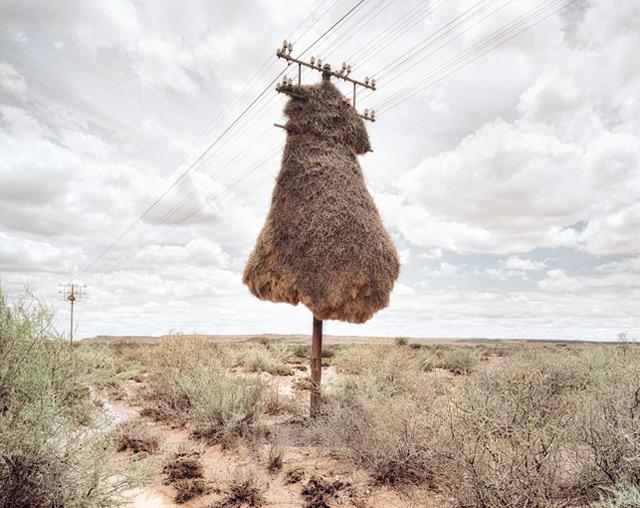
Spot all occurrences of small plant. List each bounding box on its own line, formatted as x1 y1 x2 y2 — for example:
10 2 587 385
163 450 204 483
235 346 292 376
437 347 480 374
114 419 160 455
301 475 345 508
214 466 266 507
394 337 408 346
174 478 212 504
595 484 640 507
258 336 271 348
283 465 306 484
266 433 284 472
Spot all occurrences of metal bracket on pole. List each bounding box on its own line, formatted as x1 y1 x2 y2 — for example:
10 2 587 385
275 40 377 122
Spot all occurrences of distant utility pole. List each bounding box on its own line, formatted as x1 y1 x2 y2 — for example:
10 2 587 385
59 283 86 343
274 39 377 416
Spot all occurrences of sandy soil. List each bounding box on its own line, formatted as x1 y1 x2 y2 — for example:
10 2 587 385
108 363 450 508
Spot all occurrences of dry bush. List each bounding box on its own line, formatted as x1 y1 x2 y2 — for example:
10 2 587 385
235 345 292 376
174 478 212 504
141 334 219 422
115 418 160 455
394 337 408 346
0 289 140 507
213 466 266 507
435 350 592 507
283 464 306 484
142 335 263 444
263 384 297 415
418 346 481 374
301 475 346 508
75 343 141 400
437 347 481 374
333 344 414 376
571 347 640 499
594 484 640 507
185 365 263 445
163 449 204 483
314 360 438 485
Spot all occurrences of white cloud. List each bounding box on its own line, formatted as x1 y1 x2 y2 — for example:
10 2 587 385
538 269 582 292
504 256 546 271
0 63 27 98
0 0 638 341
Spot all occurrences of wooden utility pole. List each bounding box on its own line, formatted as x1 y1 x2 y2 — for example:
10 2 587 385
274 40 378 416
59 283 86 343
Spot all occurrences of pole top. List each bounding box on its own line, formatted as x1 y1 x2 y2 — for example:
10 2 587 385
322 63 331 82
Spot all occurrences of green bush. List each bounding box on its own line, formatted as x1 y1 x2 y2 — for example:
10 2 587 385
394 337 408 347
235 345 292 376
314 360 437 484
594 484 640 507
437 347 480 374
143 335 264 444
0 288 139 507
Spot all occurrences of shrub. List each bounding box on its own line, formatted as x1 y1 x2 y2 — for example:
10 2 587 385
394 337 408 346
435 351 591 506
301 475 345 508
214 466 266 507
314 363 437 484
572 347 640 495
115 419 160 455
235 345 292 376
185 364 263 445
0 288 139 507
174 478 211 503
75 343 141 399
163 449 204 483
437 347 480 374
595 484 640 507
142 335 263 444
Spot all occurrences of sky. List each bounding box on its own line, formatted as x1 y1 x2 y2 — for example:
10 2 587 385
0 0 638 341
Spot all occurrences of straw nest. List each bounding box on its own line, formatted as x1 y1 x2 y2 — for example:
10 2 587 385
243 81 399 323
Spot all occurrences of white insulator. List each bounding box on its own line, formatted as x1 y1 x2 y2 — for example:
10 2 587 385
310 56 315 65
283 39 288 49
317 58 322 67
342 61 347 70
288 42 293 52
371 78 376 87
371 110 376 119
364 108 369 116
347 65 352 73
365 76 369 84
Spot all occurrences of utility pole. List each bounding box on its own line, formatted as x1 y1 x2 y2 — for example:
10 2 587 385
274 39 378 416
59 284 86 343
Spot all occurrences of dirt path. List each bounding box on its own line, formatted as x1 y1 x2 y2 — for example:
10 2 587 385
105 369 448 507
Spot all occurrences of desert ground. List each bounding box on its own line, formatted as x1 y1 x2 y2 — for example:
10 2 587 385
4 292 639 508
93 335 639 507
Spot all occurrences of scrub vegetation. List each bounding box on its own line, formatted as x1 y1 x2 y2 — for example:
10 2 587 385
0 289 141 507
3 287 639 507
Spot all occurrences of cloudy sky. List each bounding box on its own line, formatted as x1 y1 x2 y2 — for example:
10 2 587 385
1 0 638 340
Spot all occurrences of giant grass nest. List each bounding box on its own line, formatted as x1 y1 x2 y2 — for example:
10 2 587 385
243 81 400 323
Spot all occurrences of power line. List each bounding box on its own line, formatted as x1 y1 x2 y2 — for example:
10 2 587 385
82 0 368 274
378 0 578 114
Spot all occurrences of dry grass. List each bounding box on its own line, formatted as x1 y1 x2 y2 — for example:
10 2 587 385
300 475 346 508
115 418 160 455
141 335 263 445
317 342 640 507
212 466 266 507
234 345 292 376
